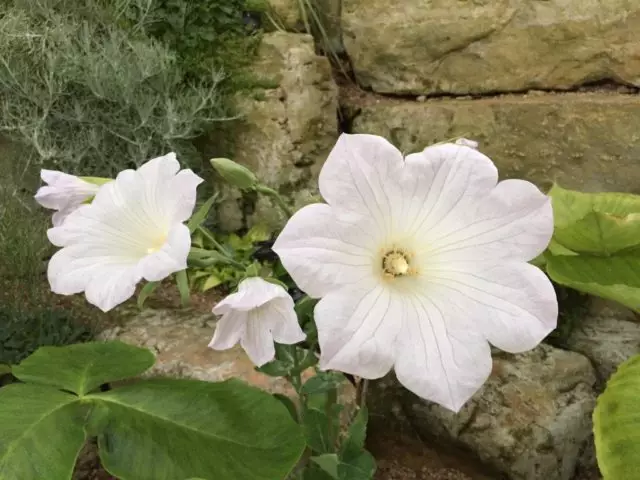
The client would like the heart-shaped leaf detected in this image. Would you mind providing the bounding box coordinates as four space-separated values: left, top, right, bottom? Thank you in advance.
0 384 86 480
11 341 155 396
89 378 305 480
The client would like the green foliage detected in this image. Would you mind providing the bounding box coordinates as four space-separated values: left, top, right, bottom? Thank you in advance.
0 0 233 175
188 224 273 292
0 305 93 365
0 341 306 480
135 0 265 82
544 184 640 312
593 354 640 479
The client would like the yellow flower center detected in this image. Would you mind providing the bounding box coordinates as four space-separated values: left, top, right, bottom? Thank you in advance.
381 247 418 279
146 233 168 254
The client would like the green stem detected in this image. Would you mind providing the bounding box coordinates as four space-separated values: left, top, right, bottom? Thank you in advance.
256 184 293 217
187 247 245 270
197 225 230 255
355 378 369 409
326 386 338 451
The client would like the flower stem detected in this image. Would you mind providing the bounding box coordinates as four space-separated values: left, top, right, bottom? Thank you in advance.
326 386 338 451
197 225 231 256
188 246 245 270
255 184 293 218
355 378 369 409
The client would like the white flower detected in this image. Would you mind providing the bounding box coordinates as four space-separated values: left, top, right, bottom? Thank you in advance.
209 277 306 367
47 153 203 312
35 170 101 226
273 133 557 412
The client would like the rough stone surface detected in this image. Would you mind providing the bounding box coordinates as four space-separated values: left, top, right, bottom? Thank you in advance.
217 31 337 231
350 92 640 194
342 0 640 95
98 308 355 405
368 345 597 480
267 0 304 32
565 298 640 387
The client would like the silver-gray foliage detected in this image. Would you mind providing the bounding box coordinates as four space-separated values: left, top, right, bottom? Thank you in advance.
0 0 229 174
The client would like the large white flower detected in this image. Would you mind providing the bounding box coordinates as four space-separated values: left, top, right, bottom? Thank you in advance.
273 134 558 412
209 277 306 367
47 153 202 312
35 170 102 226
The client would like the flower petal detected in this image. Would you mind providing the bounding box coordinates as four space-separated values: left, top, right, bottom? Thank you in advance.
273 203 375 298
84 264 142 312
170 169 204 223
318 133 404 227
315 282 401 378
400 143 498 238
395 291 493 412
209 312 247 350
213 277 290 315
241 312 277 367
424 261 557 353
267 297 306 344
139 223 190 281
35 170 99 211
425 179 553 264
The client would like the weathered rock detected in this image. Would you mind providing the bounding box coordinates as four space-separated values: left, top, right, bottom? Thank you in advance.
216 31 338 231
98 308 355 406
565 298 640 386
342 0 640 95
369 345 597 480
266 0 304 32
350 92 640 194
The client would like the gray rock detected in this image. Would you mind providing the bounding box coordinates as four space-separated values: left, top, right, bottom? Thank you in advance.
565 298 640 386
342 0 640 95
216 32 338 231
350 92 640 194
369 345 597 480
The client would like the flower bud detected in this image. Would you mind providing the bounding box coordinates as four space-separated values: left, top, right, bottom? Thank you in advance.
210 157 257 190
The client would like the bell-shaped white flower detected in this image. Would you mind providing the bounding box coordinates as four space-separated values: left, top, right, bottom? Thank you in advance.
273 133 558 412
47 153 203 312
35 170 102 226
209 277 306 367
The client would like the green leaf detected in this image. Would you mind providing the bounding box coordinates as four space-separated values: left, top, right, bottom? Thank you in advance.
12 341 155 396
0 384 86 480
339 407 369 462
301 371 346 395
273 393 299 421
89 378 305 480
255 345 315 378
546 255 640 312
593 354 640 479
337 451 376 480
187 194 218 233
176 269 191 307
303 407 334 454
201 274 222 292
549 184 640 254
311 454 339 479
137 281 160 309
0 364 11 376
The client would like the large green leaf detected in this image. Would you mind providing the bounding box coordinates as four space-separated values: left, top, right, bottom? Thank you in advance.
549 184 640 254
546 255 640 312
12 341 155 396
593 354 640 479
89 378 305 480
0 384 86 480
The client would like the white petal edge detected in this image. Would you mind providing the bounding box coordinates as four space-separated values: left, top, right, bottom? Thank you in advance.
241 311 277 367
423 261 558 353
213 277 290 315
394 290 493 412
315 282 401 379
267 296 306 344
209 312 248 350
318 133 404 228
273 203 375 298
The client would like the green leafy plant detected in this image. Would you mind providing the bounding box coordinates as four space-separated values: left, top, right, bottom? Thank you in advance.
0 341 305 480
540 184 640 312
593 354 640 479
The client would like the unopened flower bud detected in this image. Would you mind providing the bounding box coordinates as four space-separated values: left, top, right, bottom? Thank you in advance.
210 157 257 190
